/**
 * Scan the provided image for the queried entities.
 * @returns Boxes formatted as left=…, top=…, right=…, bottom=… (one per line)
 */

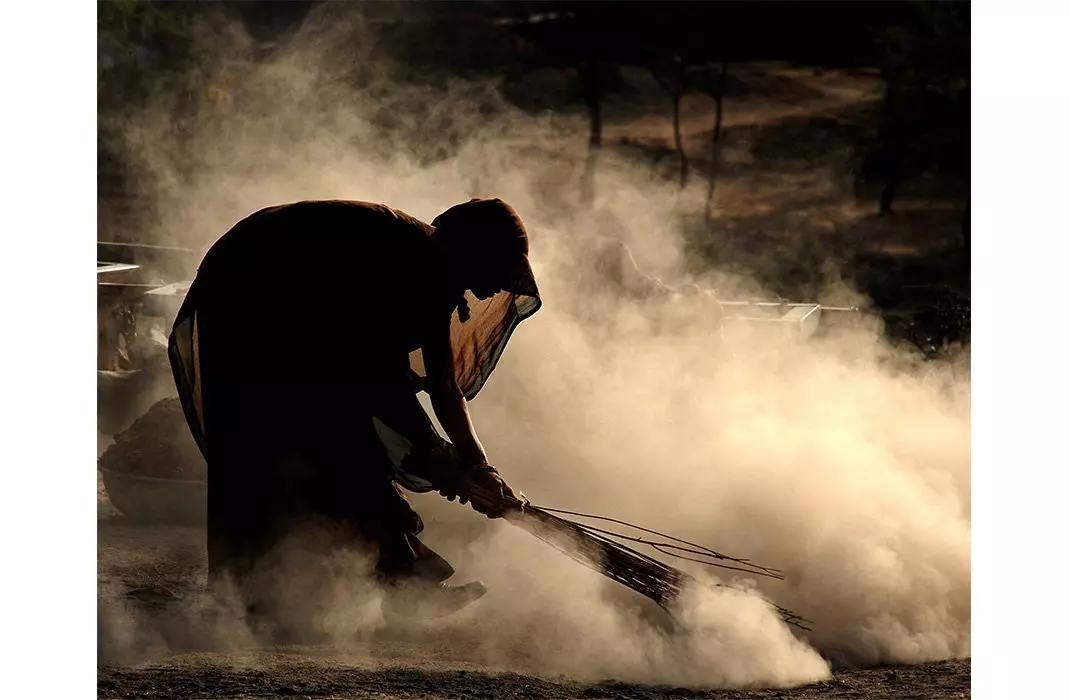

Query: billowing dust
left=99, top=4, right=969, bottom=688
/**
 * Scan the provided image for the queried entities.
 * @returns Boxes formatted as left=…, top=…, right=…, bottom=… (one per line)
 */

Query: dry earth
left=97, top=499, right=969, bottom=700
left=99, top=658, right=970, bottom=700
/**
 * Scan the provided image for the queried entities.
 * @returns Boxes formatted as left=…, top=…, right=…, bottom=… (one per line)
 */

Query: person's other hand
left=440, top=464, right=527, bottom=519
left=438, top=472, right=471, bottom=506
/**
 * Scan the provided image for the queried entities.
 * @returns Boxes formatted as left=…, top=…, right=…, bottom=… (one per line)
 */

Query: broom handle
left=463, top=478, right=527, bottom=521
left=463, top=480, right=591, bottom=554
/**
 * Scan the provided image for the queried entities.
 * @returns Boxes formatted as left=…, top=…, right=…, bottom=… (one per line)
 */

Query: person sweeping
left=166, top=198, right=540, bottom=631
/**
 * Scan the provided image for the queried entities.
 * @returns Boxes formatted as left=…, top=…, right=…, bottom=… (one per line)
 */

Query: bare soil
left=99, top=657, right=970, bottom=700
left=97, top=512, right=969, bottom=699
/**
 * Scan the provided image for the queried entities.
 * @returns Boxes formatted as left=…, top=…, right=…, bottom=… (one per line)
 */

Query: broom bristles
left=516, top=506, right=813, bottom=631
left=463, top=480, right=813, bottom=632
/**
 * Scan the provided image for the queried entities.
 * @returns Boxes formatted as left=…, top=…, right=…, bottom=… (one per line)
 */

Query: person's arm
left=422, top=321, right=526, bottom=517
left=422, top=323, right=487, bottom=467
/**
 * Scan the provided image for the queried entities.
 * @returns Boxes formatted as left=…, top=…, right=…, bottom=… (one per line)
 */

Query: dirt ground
left=97, top=502, right=969, bottom=700
left=99, top=657, right=970, bottom=700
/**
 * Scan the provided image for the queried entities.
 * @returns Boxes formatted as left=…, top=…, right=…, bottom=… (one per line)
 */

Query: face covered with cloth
left=166, top=197, right=541, bottom=634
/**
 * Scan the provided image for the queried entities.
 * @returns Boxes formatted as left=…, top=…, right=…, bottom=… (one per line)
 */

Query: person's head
left=431, top=198, right=538, bottom=302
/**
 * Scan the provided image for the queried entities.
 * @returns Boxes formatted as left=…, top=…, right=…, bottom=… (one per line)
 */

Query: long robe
left=166, top=200, right=540, bottom=598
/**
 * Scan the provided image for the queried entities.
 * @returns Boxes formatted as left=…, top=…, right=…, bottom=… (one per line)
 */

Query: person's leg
left=194, top=290, right=317, bottom=611
left=294, top=371, right=492, bottom=619
left=281, top=399, right=482, bottom=622
left=302, top=393, right=440, bottom=584
left=195, top=310, right=256, bottom=589
left=359, top=364, right=462, bottom=584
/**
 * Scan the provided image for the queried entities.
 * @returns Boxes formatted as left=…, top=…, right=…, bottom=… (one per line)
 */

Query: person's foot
left=381, top=578, right=488, bottom=620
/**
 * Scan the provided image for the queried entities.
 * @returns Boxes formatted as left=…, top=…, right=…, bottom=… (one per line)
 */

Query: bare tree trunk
left=672, top=90, right=688, bottom=188
left=580, top=59, right=602, bottom=205
left=961, top=204, right=970, bottom=253
left=704, top=61, right=728, bottom=229
left=653, top=55, right=689, bottom=189
left=879, top=156, right=900, bottom=216
left=672, top=55, right=688, bottom=188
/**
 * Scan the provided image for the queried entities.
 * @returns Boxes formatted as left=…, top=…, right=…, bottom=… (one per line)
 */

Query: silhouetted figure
left=167, top=198, right=541, bottom=632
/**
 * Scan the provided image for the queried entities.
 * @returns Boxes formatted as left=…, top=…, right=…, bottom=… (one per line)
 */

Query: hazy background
left=97, top=1, right=969, bottom=688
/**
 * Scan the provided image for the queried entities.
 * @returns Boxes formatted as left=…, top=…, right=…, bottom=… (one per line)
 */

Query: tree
left=649, top=53, right=689, bottom=188
left=98, top=1, right=196, bottom=195
left=702, top=61, right=729, bottom=228
left=863, top=1, right=969, bottom=216
left=495, top=3, right=612, bottom=204
left=577, top=58, right=604, bottom=204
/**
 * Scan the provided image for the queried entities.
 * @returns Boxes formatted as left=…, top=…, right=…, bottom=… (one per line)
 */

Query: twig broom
left=466, top=483, right=812, bottom=632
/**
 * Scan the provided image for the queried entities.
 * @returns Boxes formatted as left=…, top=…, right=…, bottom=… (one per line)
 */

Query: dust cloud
left=100, top=3, right=969, bottom=688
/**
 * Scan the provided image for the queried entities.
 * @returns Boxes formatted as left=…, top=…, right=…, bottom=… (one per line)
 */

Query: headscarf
left=408, top=198, right=542, bottom=400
